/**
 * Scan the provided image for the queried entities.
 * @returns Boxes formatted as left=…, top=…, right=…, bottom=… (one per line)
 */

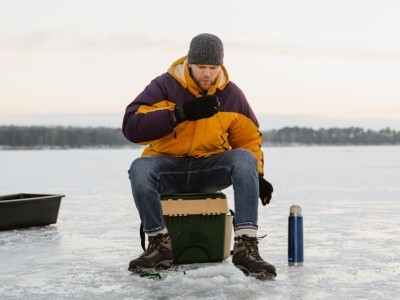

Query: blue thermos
left=288, top=205, right=304, bottom=266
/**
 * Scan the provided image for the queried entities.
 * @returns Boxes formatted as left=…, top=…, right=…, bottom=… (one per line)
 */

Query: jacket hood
left=167, top=56, right=229, bottom=96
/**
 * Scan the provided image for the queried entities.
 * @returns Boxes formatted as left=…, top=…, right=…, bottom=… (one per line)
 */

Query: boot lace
left=237, top=235, right=266, bottom=261
left=141, top=234, right=168, bottom=257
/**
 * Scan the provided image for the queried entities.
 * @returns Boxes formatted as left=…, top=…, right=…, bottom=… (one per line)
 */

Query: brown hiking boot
left=128, top=233, right=173, bottom=273
left=232, top=235, right=277, bottom=279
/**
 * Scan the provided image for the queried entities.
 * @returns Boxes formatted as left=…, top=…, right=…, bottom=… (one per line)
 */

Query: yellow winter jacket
left=122, top=56, right=264, bottom=174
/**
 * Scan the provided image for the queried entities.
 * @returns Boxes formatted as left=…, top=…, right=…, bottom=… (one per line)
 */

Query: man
left=122, top=33, right=276, bottom=279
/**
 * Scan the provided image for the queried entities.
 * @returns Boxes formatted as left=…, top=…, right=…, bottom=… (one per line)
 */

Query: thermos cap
left=290, top=205, right=302, bottom=216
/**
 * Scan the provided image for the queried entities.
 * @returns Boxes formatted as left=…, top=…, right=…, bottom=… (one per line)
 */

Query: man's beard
left=194, top=77, right=216, bottom=93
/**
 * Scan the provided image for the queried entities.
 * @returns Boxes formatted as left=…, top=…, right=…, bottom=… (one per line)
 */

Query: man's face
left=189, top=64, right=220, bottom=92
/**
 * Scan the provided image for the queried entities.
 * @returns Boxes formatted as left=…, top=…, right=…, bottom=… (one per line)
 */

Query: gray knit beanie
left=187, top=33, right=224, bottom=65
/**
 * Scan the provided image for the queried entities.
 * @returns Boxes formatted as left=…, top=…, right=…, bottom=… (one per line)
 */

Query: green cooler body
left=161, top=193, right=232, bottom=264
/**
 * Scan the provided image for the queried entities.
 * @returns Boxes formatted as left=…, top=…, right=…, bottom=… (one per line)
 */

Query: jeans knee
left=232, top=149, right=257, bottom=171
left=128, top=157, right=154, bottom=186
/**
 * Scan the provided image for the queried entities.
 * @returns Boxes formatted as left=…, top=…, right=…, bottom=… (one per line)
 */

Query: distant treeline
left=0, top=125, right=399, bottom=149
left=263, top=127, right=400, bottom=145
left=0, top=126, right=130, bottom=149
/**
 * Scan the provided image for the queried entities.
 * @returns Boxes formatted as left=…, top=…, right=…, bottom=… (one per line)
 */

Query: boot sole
left=128, top=260, right=173, bottom=273
left=235, top=265, right=277, bottom=280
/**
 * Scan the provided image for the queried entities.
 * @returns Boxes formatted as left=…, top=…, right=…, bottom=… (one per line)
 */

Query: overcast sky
left=1, top=0, right=399, bottom=129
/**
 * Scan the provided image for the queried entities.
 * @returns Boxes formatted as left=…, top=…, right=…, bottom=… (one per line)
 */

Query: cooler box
left=161, top=193, right=233, bottom=264
left=0, top=193, right=64, bottom=231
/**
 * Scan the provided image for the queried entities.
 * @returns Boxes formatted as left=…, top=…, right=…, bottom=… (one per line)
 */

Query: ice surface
left=1, top=146, right=399, bottom=299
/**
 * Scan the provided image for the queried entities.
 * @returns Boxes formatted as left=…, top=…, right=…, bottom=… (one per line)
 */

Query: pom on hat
left=187, top=33, right=224, bottom=66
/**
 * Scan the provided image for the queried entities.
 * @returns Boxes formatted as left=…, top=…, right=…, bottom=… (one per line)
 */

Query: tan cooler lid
left=160, top=193, right=228, bottom=216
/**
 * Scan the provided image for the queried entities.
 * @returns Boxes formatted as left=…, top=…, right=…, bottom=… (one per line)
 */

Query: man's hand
left=174, top=95, right=220, bottom=123
left=259, top=175, right=273, bottom=205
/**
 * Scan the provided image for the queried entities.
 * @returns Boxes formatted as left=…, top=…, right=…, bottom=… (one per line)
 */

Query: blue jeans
left=128, top=149, right=259, bottom=233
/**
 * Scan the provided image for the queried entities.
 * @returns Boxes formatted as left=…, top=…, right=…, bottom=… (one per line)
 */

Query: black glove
left=174, top=95, right=219, bottom=123
left=259, top=175, right=273, bottom=205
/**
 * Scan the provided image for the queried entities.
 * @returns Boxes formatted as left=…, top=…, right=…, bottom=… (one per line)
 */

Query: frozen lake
left=1, top=146, right=399, bottom=299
